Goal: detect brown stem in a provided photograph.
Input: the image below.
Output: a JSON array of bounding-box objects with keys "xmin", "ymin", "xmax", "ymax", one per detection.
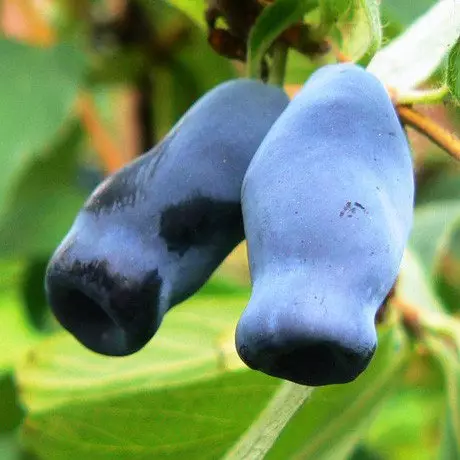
[
  {"xmin": 391, "ymin": 298, "xmax": 423, "ymax": 338},
  {"xmin": 3, "ymin": 0, "xmax": 55, "ymax": 45},
  {"xmin": 328, "ymin": 40, "xmax": 353, "ymax": 63},
  {"xmin": 77, "ymin": 93, "xmax": 127, "ymax": 174},
  {"xmin": 375, "ymin": 283, "xmax": 396, "ymax": 324},
  {"xmin": 397, "ymin": 105, "xmax": 460, "ymax": 162},
  {"xmin": 206, "ymin": 0, "xmax": 262, "ymax": 41}
]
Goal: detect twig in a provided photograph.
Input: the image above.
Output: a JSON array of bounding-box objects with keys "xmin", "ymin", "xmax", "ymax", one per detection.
[
  {"xmin": 328, "ymin": 40, "xmax": 353, "ymax": 63},
  {"xmin": 396, "ymin": 105, "xmax": 460, "ymax": 162},
  {"xmin": 4, "ymin": 0, "xmax": 55, "ymax": 45},
  {"xmin": 268, "ymin": 41, "xmax": 288, "ymax": 86},
  {"xmin": 390, "ymin": 298, "xmax": 422, "ymax": 337},
  {"xmin": 395, "ymin": 86, "xmax": 449, "ymax": 106},
  {"xmin": 77, "ymin": 93, "xmax": 127, "ymax": 174}
]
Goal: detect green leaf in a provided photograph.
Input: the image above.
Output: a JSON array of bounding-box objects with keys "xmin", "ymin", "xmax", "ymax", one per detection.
[
  {"xmin": 0, "ymin": 39, "xmax": 86, "ymax": 216},
  {"xmin": 398, "ymin": 250, "xmax": 444, "ymax": 313},
  {"xmin": 140, "ymin": 0, "xmax": 236, "ymax": 138},
  {"xmin": 285, "ymin": 49, "xmax": 322, "ymax": 84},
  {"xmin": 408, "ymin": 201, "xmax": 460, "ymax": 313},
  {"xmin": 365, "ymin": 385, "xmax": 444, "ymax": 460},
  {"xmin": 447, "ymin": 37, "xmax": 460, "ymax": 104},
  {"xmin": 164, "ymin": 0, "xmax": 206, "ymax": 28},
  {"xmin": 381, "ymin": 0, "xmax": 436, "ymax": 28},
  {"xmin": 247, "ymin": 0, "xmax": 317, "ymax": 79},
  {"xmin": 21, "ymin": 259, "xmax": 53, "ymax": 331},
  {"xmin": 439, "ymin": 410, "xmax": 459, "ymax": 460},
  {"xmin": 416, "ymin": 168, "xmax": 460, "ymax": 206},
  {"xmin": 18, "ymin": 295, "xmax": 284, "ymax": 459},
  {"xmin": 434, "ymin": 217, "xmax": 460, "ymax": 313},
  {"xmin": 426, "ymin": 336, "xmax": 460, "ymax": 455},
  {"xmin": 263, "ymin": 321, "xmax": 410, "ymax": 459},
  {"xmin": 0, "ymin": 261, "xmax": 24, "ymax": 294},
  {"xmin": 0, "ymin": 434, "xmax": 24, "ymax": 460},
  {"xmin": 0, "ymin": 122, "xmax": 86, "ymax": 258},
  {"xmin": 318, "ymin": 0, "xmax": 352, "ymax": 32},
  {"xmin": 367, "ymin": 0, "xmax": 460, "ymax": 90},
  {"xmin": 0, "ymin": 375, "xmax": 24, "ymax": 433},
  {"xmin": 223, "ymin": 383, "xmax": 314, "ymax": 460},
  {"xmin": 0, "ymin": 290, "xmax": 40, "ymax": 374},
  {"xmin": 409, "ymin": 202, "xmax": 460, "ymax": 273},
  {"xmin": 336, "ymin": 0, "xmax": 382, "ymax": 61}
]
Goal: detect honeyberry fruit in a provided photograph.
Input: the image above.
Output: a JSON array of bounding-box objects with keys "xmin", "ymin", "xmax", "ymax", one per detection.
[
  {"xmin": 45, "ymin": 79, "xmax": 289, "ymax": 357},
  {"xmin": 236, "ymin": 64, "xmax": 414, "ymax": 386}
]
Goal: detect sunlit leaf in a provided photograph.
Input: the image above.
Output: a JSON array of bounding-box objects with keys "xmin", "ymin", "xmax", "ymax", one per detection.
[
  {"xmin": 164, "ymin": 0, "xmax": 206, "ymax": 28},
  {"xmin": 18, "ymin": 295, "xmax": 285, "ymax": 459},
  {"xmin": 367, "ymin": 0, "xmax": 460, "ymax": 90}
]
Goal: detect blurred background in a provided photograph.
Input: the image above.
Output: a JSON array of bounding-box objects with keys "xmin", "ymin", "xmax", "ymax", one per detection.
[{"xmin": 0, "ymin": 1, "xmax": 460, "ymax": 459}]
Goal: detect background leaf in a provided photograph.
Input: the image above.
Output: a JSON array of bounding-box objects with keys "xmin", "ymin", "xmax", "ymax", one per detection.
[
  {"xmin": 426, "ymin": 336, "xmax": 460, "ymax": 455},
  {"xmin": 337, "ymin": 0, "xmax": 382, "ymax": 61},
  {"xmin": 0, "ymin": 39, "xmax": 86, "ymax": 216},
  {"xmin": 0, "ymin": 288, "xmax": 40, "ymax": 375},
  {"xmin": 439, "ymin": 411, "xmax": 459, "ymax": 460},
  {"xmin": 1, "ymin": 1, "xmax": 459, "ymax": 458},
  {"xmin": 318, "ymin": 0, "xmax": 352, "ymax": 31},
  {"xmin": 164, "ymin": 0, "xmax": 206, "ymax": 28},
  {"xmin": 434, "ymin": 218, "xmax": 460, "ymax": 314},
  {"xmin": 409, "ymin": 202, "xmax": 460, "ymax": 273},
  {"xmin": 381, "ymin": 0, "xmax": 436, "ymax": 27},
  {"xmin": 397, "ymin": 250, "xmax": 444, "ymax": 313},
  {"xmin": 364, "ymin": 381, "xmax": 444, "ymax": 460},
  {"xmin": 0, "ymin": 123, "xmax": 86, "ymax": 258},
  {"xmin": 247, "ymin": 0, "xmax": 317, "ymax": 78},
  {"xmin": 367, "ymin": 0, "xmax": 460, "ymax": 90}
]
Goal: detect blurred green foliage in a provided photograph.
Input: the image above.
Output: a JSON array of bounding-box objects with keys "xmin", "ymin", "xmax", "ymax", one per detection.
[{"xmin": 0, "ymin": 0, "xmax": 459, "ymax": 459}]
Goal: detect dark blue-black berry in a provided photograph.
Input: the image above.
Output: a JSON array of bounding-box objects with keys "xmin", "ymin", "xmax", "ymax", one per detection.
[
  {"xmin": 46, "ymin": 79, "xmax": 289, "ymax": 356},
  {"xmin": 236, "ymin": 64, "xmax": 414, "ymax": 386}
]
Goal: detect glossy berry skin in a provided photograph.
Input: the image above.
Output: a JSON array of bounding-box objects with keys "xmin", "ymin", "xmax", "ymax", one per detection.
[
  {"xmin": 46, "ymin": 79, "xmax": 289, "ymax": 357},
  {"xmin": 236, "ymin": 64, "xmax": 414, "ymax": 386}
]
